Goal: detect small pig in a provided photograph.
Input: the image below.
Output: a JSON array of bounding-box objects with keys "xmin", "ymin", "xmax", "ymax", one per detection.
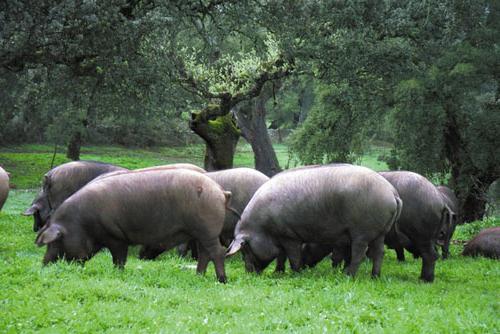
[
  {"xmin": 462, "ymin": 227, "xmax": 500, "ymax": 259},
  {"xmin": 35, "ymin": 169, "xmax": 230, "ymax": 283}
]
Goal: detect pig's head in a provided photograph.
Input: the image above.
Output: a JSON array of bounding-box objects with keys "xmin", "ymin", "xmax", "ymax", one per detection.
[
  {"xmin": 227, "ymin": 232, "xmax": 280, "ymax": 273},
  {"xmin": 23, "ymin": 191, "xmax": 51, "ymax": 232},
  {"xmin": 35, "ymin": 217, "xmax": 99, "ymax": 265}
]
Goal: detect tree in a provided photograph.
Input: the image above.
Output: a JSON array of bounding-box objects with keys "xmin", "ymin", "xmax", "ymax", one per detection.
[
  {"xmin": 0, "ymin": 0, "xmax": 153, "ymax": 157},
  {"xmin": 148, "ymin": 7, "xmax": 293, "ymax": 170}
]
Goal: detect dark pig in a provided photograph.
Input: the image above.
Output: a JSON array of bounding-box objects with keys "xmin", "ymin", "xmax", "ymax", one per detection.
[
  {"xmin": 227, "ymin": 165, "xmax": 402, "ymax": 278},
  {"xmin": 462, "ymin": 227, "xmax": 500, "ymax": 259},
  {"xmin": 23, "ymin": 161, "xmax": 127, "ymax": 231},
  {"xmin": 35, "ymin": 169, "xmax": 230, "ymax": 283},
  {"xmin": 381, "ymin": 171, "xmax": 454, "ymax": 282}
]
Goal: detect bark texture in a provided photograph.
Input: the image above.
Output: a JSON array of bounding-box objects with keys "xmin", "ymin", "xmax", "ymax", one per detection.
[{"xmin": 236, "ymin": 83, "xmax": 281, "ymax": 177}]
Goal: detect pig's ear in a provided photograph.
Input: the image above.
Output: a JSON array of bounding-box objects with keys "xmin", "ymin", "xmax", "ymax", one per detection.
[
  {"xmin": 23, "ymin": 204, "xmax": 40, "ymax": 216},
  {"xmin": 35, "ymin": 225, "xmax": 63, "ymax": 246},
  {"xmin": 226, "ymin": 235, "xmax": 248, "ymax": 257}
]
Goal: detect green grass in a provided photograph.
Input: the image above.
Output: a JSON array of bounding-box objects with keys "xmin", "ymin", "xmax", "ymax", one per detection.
[
  {"xmin": 0, "ymin": 190, "xmax": 498, "ymax": 333},
  {"xmin": 0, "ymin": 144, "xmax": 497, "ymax": 332}
]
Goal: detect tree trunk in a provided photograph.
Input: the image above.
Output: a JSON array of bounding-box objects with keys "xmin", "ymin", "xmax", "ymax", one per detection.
[
  {"xmin": 236, "ymin": 84, "xmax": 282, "ymax": 177},
  {"xmin": 190, "ymin": 111, "xmax": 240, "ymax": 171},
  {"xmin": 66, "ymin": 131, "xmax": 82, "ymax": 161},
  {"xmin": 459, "ymin": 173, "xmax": 498, "ymax": 223}
]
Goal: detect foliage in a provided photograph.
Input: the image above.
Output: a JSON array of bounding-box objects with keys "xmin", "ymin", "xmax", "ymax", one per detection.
[
  {"xmin": 1, "ymin": 190, "xmax": 498, "ymax": 332},
  {"xmin": 290, "ymin": 82, "xmax": 376, "ymax": 164},
  {"xmin": 266, "ymin": 76, "xmax": 315, "ymax": 130}
]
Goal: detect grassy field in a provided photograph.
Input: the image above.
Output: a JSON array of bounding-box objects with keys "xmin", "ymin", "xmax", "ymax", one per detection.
[{"xmin": 0, "ymin": 144, "xmax": 498, "ymax": 333}]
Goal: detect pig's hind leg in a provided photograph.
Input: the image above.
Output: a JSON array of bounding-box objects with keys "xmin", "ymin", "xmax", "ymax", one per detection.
[{"xmin": 197, "ymin": 238, "xmax": 227, "ymax": 283}]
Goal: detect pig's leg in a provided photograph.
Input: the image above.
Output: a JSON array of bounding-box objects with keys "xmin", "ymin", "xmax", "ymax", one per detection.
[
  {"xmin": 177, "ymin": 239, "xmax": 198, "ymax": 259},
  {"xmin": 331, "ymin": 251, "xmax": 344, "ymax": 268},
  {"xmin": 196, "ymin": 242, "xmax": 210, "ymax": 275},
  {"xmin": 42, "ymin": 245, "xmax": 61, "ymax": 265},
  {"xmin": 198, "ymin": 238, "xmax": 227, "ymax": 283},
  {"xmin": 344, "ymin": 238, "xmax": 368, "ymax": 277},
  {"xmin": 275, "ymin": 250, "xmax": 287, "ymax": 273},
  {"xmin": 139, "ymin": 245, "xmax": 167, "ymax": 260},
  {"xmin": 331, "ymin": 243, "xmax": 349, "ymax": 268},
  {"xmin": 418, "ymin": 242, "xmax": 438, "ymax": 282},
  {"xmin": 177, "ymin": 243, "xmax": 189, "ymax": 257},
  {"xmin": 395, "ymin": 247, "xmax": 405, "ymax": 262},
  {"xmin": 281, "ymin": 239, "xmax": 303, "ymax": 272},
  {"xmin": 188, "ymin": 239, "xmax": 198, "ymax": 260},
  {"xmin": 108, "ymin": 241, "xmax": 128, "ymax": 269},
  {"xmin": 368, "ymin": 235, "xmax": 385, "ymax": 278}
]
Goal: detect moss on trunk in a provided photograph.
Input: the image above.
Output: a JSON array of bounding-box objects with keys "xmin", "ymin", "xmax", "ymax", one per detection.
[{"xmin": 190, "ymin": 110, "xmax": 240, "ymax": 171}]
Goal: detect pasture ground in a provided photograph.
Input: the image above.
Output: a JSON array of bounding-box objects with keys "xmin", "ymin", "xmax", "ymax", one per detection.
[{"xmin": 0, "ymin": 144, "xmax": 498, "ymax": 333}]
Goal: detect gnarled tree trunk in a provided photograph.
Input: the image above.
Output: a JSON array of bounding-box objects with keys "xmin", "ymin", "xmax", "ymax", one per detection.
[
  {"xmin": 235, "ymin": 83, "xmax": 282, "ymax": 177},
  {"xmin": 190, "ymin": 110, "xmax": 240, "ymax": 171}
]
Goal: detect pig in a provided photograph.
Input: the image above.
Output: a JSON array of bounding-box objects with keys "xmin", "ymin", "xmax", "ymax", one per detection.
[
  {"xmin": 139, "ymin": 167, "xmax": 269, "ymax": 260},
  {"xmin": 23, "ymin": 161, "xmax": 128, "ymax": 231},
  {"xmin": 301, "ymin": 173, "xmax": 455, "ymax": 281},
  {"xmin": 227, "ymin": 164, "xmax": 402, "ymax": 278},
  {"xmin": 381, "ymin": 171, "xmax": 454, "ymax": 282},
  {"xmin": 462, "ymin": 227, "xmax": 500, "ymax": 259},
  {"xmin": 35, "ymin": 169, "xmax": 230, "ymax": 283},
  {"xmin": 436, "ymin": 185, "xmax": 460, "ymax": 259},
  {"xmin": 0, "ymin": 166, "xmax": 9, "ymax": 211}
]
